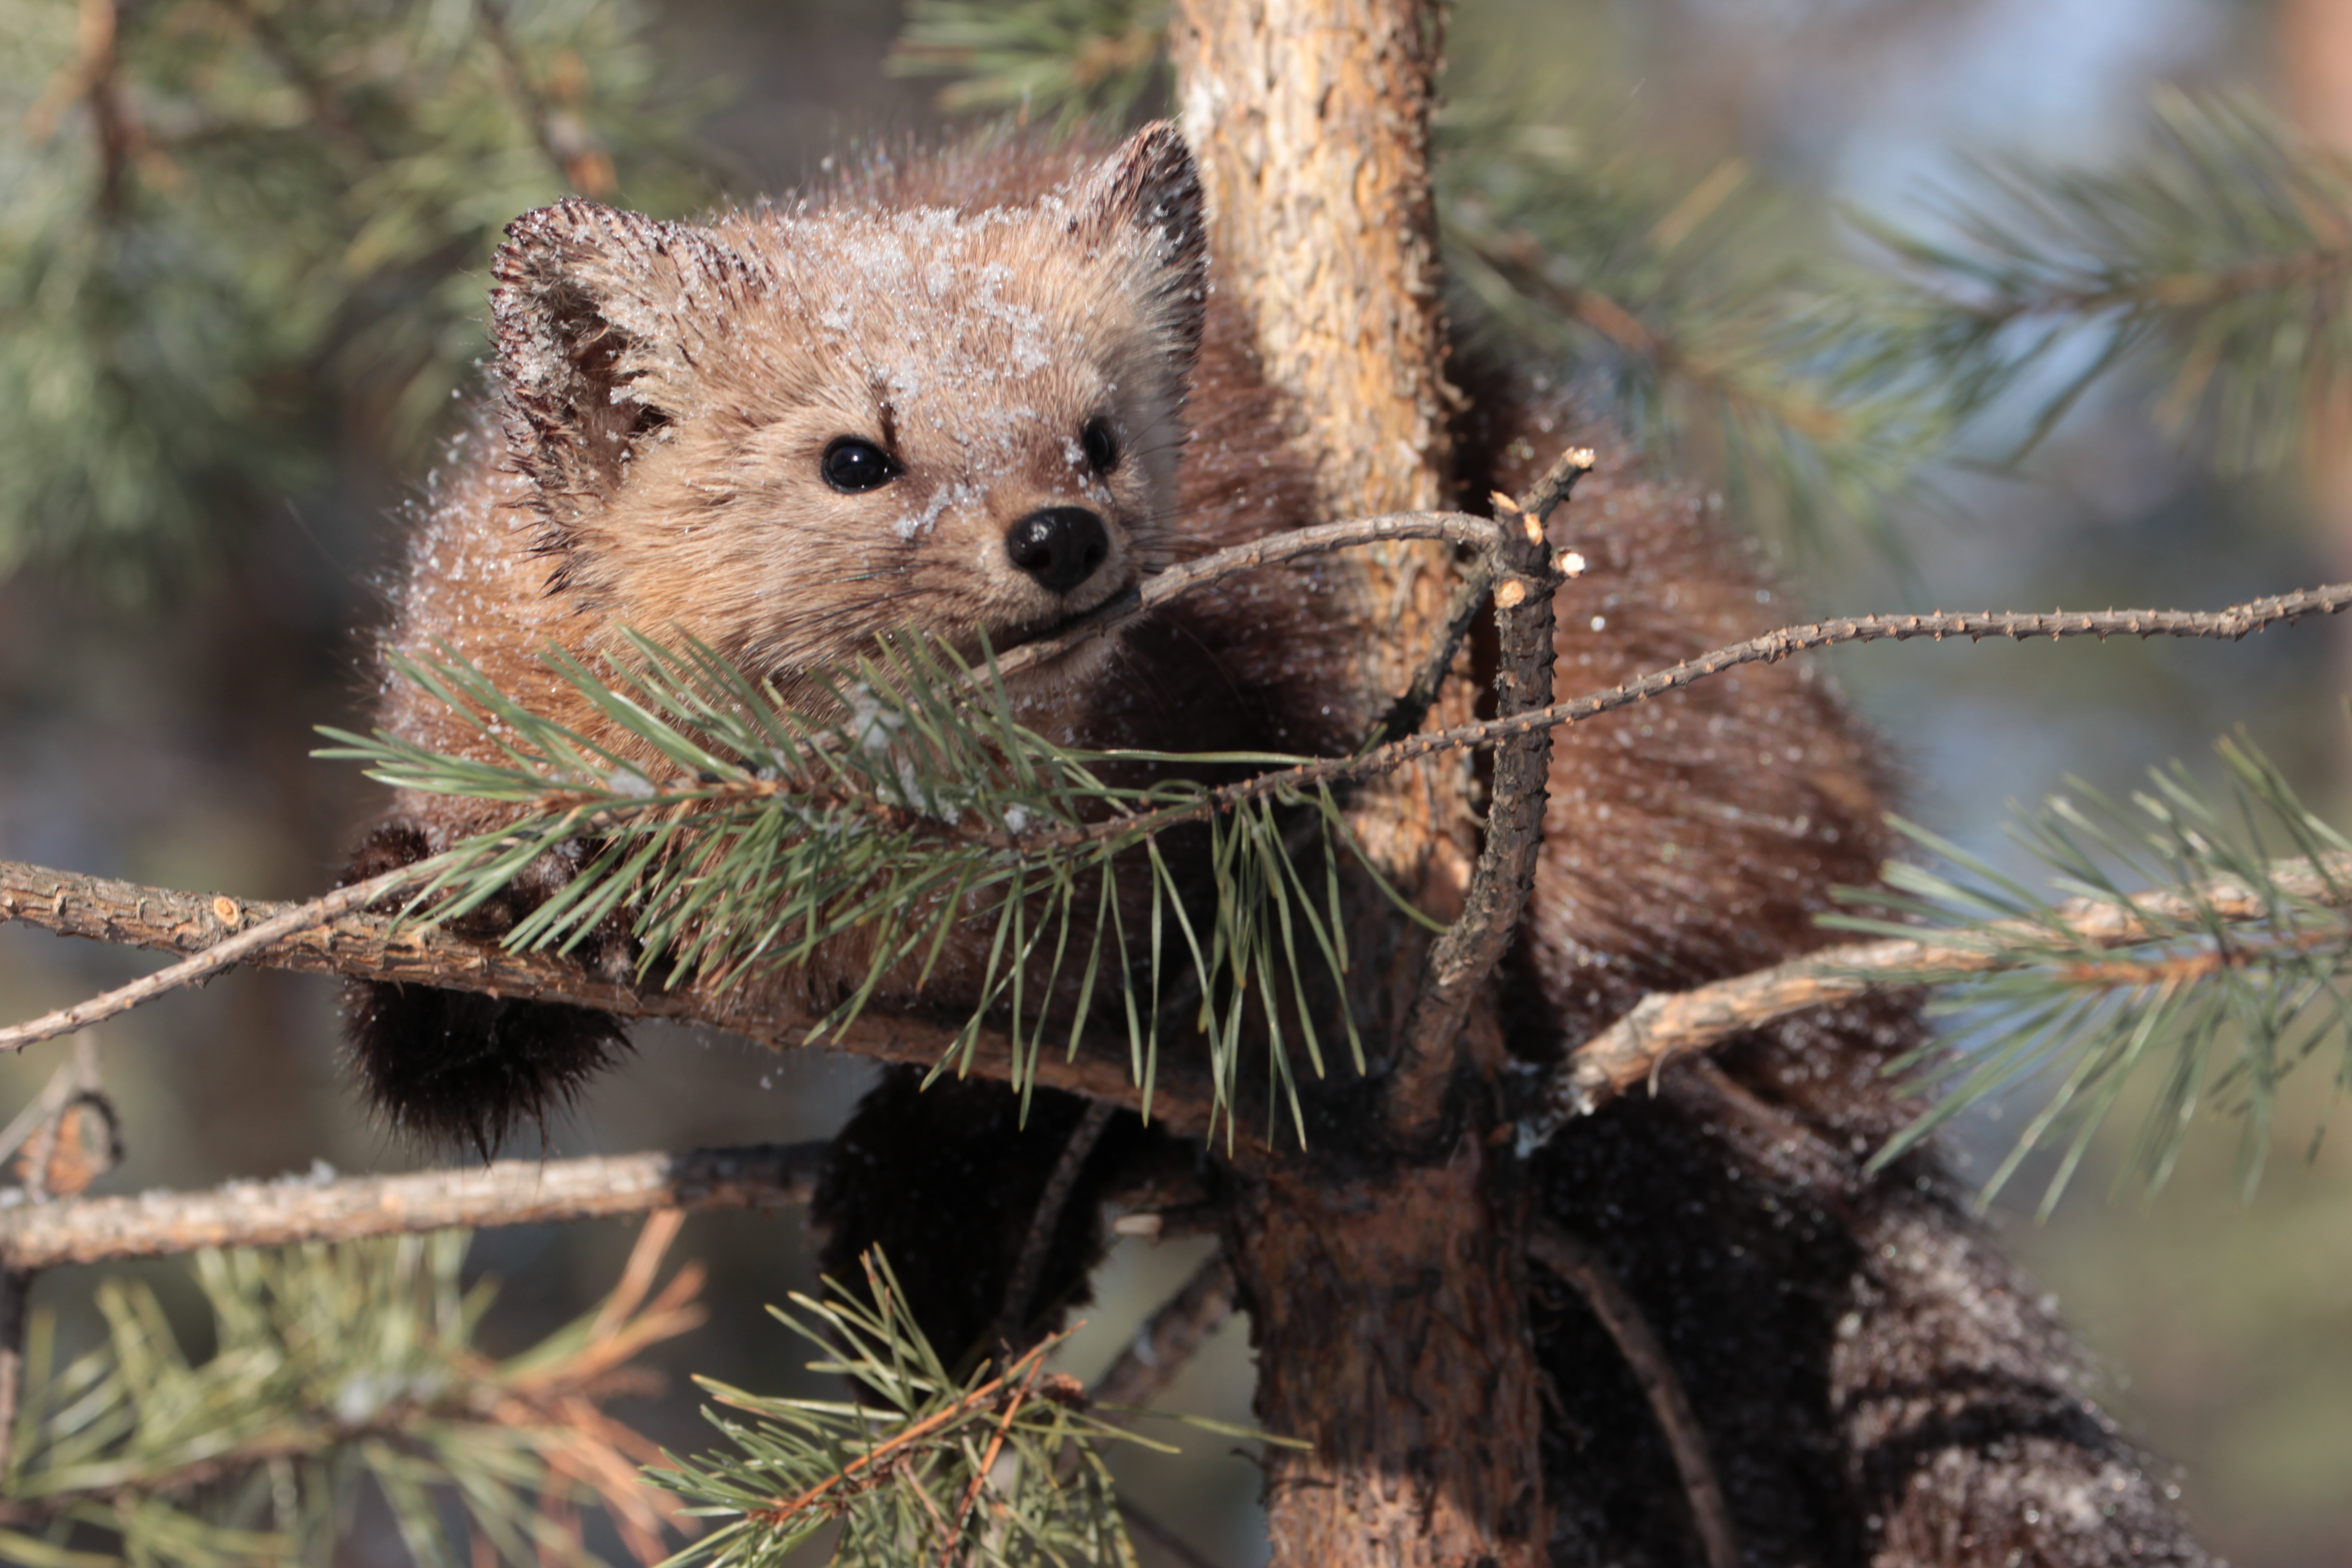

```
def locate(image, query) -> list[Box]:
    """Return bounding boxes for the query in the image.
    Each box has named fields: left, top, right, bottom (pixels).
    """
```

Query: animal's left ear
left=1071, top=122, right=1209, bottom=367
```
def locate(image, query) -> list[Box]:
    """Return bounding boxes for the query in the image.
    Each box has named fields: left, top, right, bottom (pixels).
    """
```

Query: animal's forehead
left=723, top=203, right=1142, bottom=434
left=757, top=205, right=1129, bottom=343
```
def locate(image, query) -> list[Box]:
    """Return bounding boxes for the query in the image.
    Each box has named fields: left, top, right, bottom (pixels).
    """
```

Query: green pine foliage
left=0, top=0, right=705, bottom=597
left=888, top=0, right=1168, bottom=130
left=318, top=631, right=1404, bottom=1140
left=1870, top=89, right=2352, bottom=474
left=1830, top=735, right=2352, bottom=1214
left=1433, top=89, right=1956, bottom=559
left=657, top=1254, right=1162, bottom=1567
left=0, top=1232, right=696, bottom=1567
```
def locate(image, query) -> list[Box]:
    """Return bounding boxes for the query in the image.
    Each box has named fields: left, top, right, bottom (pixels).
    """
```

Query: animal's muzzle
left=1004, top=507, right=1111, bottom=597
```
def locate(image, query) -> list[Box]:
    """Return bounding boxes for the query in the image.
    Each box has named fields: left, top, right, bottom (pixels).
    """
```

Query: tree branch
left=1526, top=1219, right=1739, bottom=1568
left=987, top=509, right=1497, bottom=686
left=0, top=862, right=423, bottom=1054
left=0, top=1142, right=827, bottom=1270
left=6, top=581, right=2344, bottom=1137
left=0, top=860, right=1220, bottom=1134
left=1389, top=450, right=1590, bottom=1138
left=990, top=1098, right=1117, bottom=1358
left=1026, top=580, right=2352, bottom=857
left=1090, top=1252, right=1236, bottom=1412
left=1520, top=848, right=2352, bottom=1147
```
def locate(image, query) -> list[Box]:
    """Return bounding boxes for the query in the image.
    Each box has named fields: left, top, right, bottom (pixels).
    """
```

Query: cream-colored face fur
left=488, top=125, right=1207, bottom=704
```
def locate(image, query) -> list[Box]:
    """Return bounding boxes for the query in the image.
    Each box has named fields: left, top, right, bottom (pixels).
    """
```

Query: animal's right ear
left=1071, top=122, right=1209, bottom=369
left=490, top=199, right=766, bottom=514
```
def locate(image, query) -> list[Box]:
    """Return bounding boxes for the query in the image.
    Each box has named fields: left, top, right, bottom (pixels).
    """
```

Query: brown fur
left=347, top=125, right=2208, bottom=1564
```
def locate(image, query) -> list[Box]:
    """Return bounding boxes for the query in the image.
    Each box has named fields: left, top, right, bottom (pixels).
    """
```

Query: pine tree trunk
left=1170, top=5, right=1548, bottom=1563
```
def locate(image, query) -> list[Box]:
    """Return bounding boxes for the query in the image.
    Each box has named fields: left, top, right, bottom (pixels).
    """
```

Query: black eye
left=1080, top=417, right=1119, bottom=476
left=822, top=436, right=901, bottom=494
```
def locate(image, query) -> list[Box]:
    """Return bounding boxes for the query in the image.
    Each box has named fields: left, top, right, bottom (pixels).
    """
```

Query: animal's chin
left=986, top=583, right=1138, bottom=663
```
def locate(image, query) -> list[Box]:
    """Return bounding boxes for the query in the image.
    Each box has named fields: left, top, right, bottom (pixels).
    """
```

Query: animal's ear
left=1070, top=122, right=1209, bottom=367
left=490, top=199, right=765, bottom=510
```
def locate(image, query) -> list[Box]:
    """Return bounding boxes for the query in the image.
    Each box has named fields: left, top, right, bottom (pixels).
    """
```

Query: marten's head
left=487, top=123, right=1205, bottom=701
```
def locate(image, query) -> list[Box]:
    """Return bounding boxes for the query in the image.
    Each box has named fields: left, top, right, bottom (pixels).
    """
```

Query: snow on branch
left=1522, top=847, right=2352, bottom=1150
left=0, top=1142, right=828, bottom=1269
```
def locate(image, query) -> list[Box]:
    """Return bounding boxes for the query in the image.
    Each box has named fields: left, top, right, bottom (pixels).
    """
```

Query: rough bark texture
left=1171, top=6, right=1550, bottom=1565
left=1226, top=1156, right=1545, bottom=1568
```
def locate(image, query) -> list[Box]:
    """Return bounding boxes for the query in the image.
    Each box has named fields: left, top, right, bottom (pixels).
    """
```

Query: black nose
left=1004, top=507, right=1111, bottom=596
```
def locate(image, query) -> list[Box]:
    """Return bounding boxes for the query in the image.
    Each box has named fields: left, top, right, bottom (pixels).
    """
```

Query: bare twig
left=1390, top=449, right=1592, bottom=1136
left=0, top=862, right=425, bottom=1054
left=990, top=1099, right=1118, bottom=1359
left=941, top=1353, right=1043, bottom=1566
left=1090, top=1253, right=1237, bottom=1411
left=989, top=509, right=1497, bottom=687
left=1527, top=1219, right=1739, bottom=1568
left=1521, top=848, right=2352, bottom=1146
left=1019, top=580, right=2352, bottom=858
left=0, top=1142, right=826, bottom=1269
left=0, top=860, right=1220, bottom=1132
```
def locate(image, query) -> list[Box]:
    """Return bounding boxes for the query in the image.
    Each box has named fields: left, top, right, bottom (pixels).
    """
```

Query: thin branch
left=0, top=862, right=424, bottom=1054
left=5, top=580, right=2343, bottom=1126
left=941, top=1354, right=1042, bottom=1566
left=1522, top=848, right=2352, bottom=1145
left=1526, top=1219, right=1740, bottom=1568
left=740, top=1333, right=1064, bottom=1531
left=1023, top=580, right=2352, bottom=858
left=0, top=1142, right=827, bottom=1269
left=1390, top=449, right=1592, bottom=1137
left=990, top=1098, right=1117, bottom=1359
left=0, top=860, right=1220, bottom=1132
left=987, top=509, right=1498, bottom=687
left=1089, top=1253, right=1236, bottom=1412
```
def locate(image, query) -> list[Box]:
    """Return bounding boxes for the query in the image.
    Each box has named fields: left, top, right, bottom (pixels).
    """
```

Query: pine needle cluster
left=1433, top=89, right=1955, bottom=557
left=320, top=632, right=1391, bottom=1138
left=1869, top=89, right=2352, bottom=474
left=1832, top=735, right=2352, bottom=1213
left=0, top=1231, right=699, bottom=1567
left=888, top=0, right=1168, bottom=131
left=657, top=1253, right=1199, bottom=1568
left=0, top=0, right=703, bottom=597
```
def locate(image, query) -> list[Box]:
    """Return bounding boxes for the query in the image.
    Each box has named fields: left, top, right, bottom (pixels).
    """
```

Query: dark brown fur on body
left=346, top=126, right=2208, bottom=1563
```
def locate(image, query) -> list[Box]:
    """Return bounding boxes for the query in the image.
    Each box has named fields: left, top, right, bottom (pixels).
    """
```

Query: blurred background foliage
left=2, top=0, right=2351, bottom=1563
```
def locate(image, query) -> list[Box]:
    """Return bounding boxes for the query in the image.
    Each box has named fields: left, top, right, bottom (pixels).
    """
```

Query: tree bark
left=1171, top=5, right=1549, bottom=1563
